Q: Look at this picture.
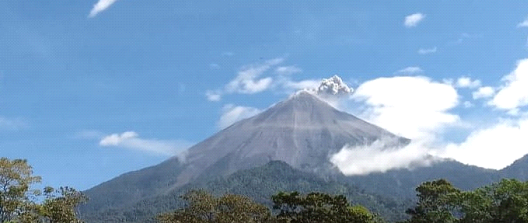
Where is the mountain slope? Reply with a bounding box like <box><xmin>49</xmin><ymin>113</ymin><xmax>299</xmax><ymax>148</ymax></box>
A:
<box><xmin>347</xmin><ymin>160</ymin><xmax>501</xmax><ymax>199</ymax></box>
<box><xmin>82</xmin><ymin>161</ymin><xmax>409</xmax><ymax>223</ymax></box>
<box><xmin>81</xmin><ymin>91</ymin><xmax>410</xmax><ymax>219</ymax></box>
<box><xmin>177</xmin><ymin>92</ymin><xmax>409</xmax><ymax>186</ymax></box>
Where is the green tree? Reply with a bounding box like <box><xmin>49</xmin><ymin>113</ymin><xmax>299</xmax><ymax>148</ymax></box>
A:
<box><xmin>0</xmin><ymin>158</ymin><xmax>41</xmax><ymax>223</ymax></box>
<box><xmin>0</xmin><ymin>157</ymin><xmax>87</xmax><ymax>223</ymax></box>
<box><xmin>456</xmin><ymin>179</ymin><xmax>528</xmax><ymax>223</ymax></box>
<box><xmin>158</xmin><ymin>190</ymin><xmax>272</xmax><ymax>223</ymax></box>
<box><xmin>271</xmin><ymin>191</ymin><xmax>381</xmax><ymax>223</ymax></box>
<box><xmin>403</xmin><ymin>179</ymin><xmax>460</xmax><ymax>223</ymax></box>
<box><xmin>40</xmin><ymin>186</ymin><xmax>88</xmax><ymax>223</ymax></box>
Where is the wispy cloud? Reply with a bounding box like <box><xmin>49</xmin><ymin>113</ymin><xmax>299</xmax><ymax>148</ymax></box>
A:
<box><xmin>418</xmin><ymin>47</ymin><xmax>437</xmax><ymax>55</ymax></box>
<box><xmin>275</xmin><ymin>66</ymin><xmax>302</xmax><ymax>75</ymax></box>
<box><xmin>205</xmin><ymin>90</ymin><xmax>222</xmax><ymax>102</ymax></box>
<box><xmin>395</xmin><ymin>66</ymin><xmax>423</xmax><ymax>74</ymax></box>
<box><xmin>89</xmin><ymin>0</ymin><xmax>119</xmax><ymax>18</ymax></box>
<box><xmin>209</xmin><ymin>63</ymin><xmax>221</xmax><ymax>70</ymax></box>
<box><xmin>225</xmin><ymin>58</ymin><xmax>284</xmax><ymax>94</ymax></box>
<box><xmin>404</xmin><ymin>13</ymin><xmax>425</xmax><ymax>28</ymax></box>
<box><xmin>0</xmin><ymin>117</ymin><xmax>27</xmax><ymax>131</ymax></box>
<box><xmin>517</xmin><ymin>17</ymin><xmax>528</xmax><ymax>28</ymax></box>
<box><xmin>99</xmin><ymin>131</ymin><xmax>193</xmax><ymax>157</ymax></box>
<box><xmin>217</xmin><ymin>104</ymin><xmax>261</xmax><ymax>129</ymax></box>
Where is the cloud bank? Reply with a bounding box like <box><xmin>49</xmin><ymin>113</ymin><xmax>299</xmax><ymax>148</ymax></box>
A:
<box><xmin>489</xmin><ymin>59</ymin><xmax>528</xmax><ymax>113</ymax></box>
<box><xmin>331</xmin><ymin>139</ymin><xmax>437</xmax><ymax>175</ymax></box>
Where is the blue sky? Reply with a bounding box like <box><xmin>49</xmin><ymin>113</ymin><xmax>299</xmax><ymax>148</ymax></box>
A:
<box><xmin>2</xmin><ymin>0</ymin><xmax>528</xmax><ymax>190</ymax></box>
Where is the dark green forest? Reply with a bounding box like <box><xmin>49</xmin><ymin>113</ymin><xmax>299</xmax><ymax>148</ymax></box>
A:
<box><xmin>2</xmin><ymin>157</ymin><xmax>528</xmax><ymax>223</ymax></box>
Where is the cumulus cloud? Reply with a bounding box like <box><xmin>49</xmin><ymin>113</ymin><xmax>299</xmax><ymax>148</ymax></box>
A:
<box><xmin>440</xmin><ymin>117</ymin><xmax>528</xmax><ymax>170</ymax></box>
<box><xmin>489</xmin><ymin>59</ymin><xmax>528</xmax><ymax>112</ymax></box>
<box><xmin>89</xmin><ymin>0</ymin><xmax>118</xmax><ymax>18</ymax></box>
<box><xmin>350</xmin><ymin>76</ymin><xmax>459</xmax><ymax>140</ymax></box>
<box><xmin>404</xmin><ymin>13</ymin><xmax>426</xmax><ymax>28</ymax></box>
<box><xmin>395</xmin><ymin>66</ymin><xmax>423</xmax><ymax>74</ymax></box>
<box><xmin>99</xmin><ymin>131</ymin><xmax>193</xmax><ymax>157</ymax></box>
<box><xmin>217</xmin><ymin>104</ymin><xmax>261</xmax><ymax>129</ymax></box>
<box><xmin>455</xmin><ymin>77</ymin><xmax>481</xmax><ymax>89</ymax></box>
<box><xmin>418</xmin><ymin>47</ymin><xmax>437</xmax><ymax>55</ymax></box>
<box><xmin>472</xmin><ymin>86</ymin><xmax>495</xmax><ymax>99</ymax></box>
<box><xmin>275</xmin><ymin>66</ymin><xmax>302</xmax><ymax>75</ymax></box>
<box><xmin>331</xmin><ymin>139</ymin><xmax>437</xmax><ymax>175</ymax></box>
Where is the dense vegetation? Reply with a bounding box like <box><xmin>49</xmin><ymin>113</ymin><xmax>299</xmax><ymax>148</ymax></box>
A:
<box><xmin>5</xmin><ymin>157</ymin><xmax>528</xmax><ymax>223</ymax></box>
<box><xmin>0</xmin><ymin>157</ymin><xmax>86</xmax><ymax>223</ymax></box>
<box><xmin>157</xmin><ymin>190</ymin><xmax>382</xmax><ymax>223</ymax></box>
<box><xmin>403</xmin><ymin>178</ymin><xmax>528</xmax><ymax>223</ymax></box>
<box><xmin>81</xmin><ymin>161</ymin><xmax>408</xmax><ymax>222</ymax></box>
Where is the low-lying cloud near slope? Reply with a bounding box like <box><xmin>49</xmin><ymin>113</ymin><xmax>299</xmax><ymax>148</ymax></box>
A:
<box><xmin>331</xmin><ymin>139</ymin><xmax>438</xmax><ymax>175</ymax></box>
<box><xmin>330</xmin><ymin>59</ymin><xmax>528</xmax><ymax>175</ymax></box>
<box><xmin>328</xmin><ymin>75</ymin><xmax>458</xmax><ymax>175</ymax></box>
<box><xmin>99</xmin><ymin>131</ymin><xmax>193</xmax><ymax>160</ymax></box>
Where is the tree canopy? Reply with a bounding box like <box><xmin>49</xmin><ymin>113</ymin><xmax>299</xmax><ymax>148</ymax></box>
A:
<box><xmin>403</xmin><ymin>178</ymin><xmax>528</xmax><ymax>223</ymax></box>
<box><xmin>0</xmin><ymin>157</ymin><xmax>86</xmax><ymax>223</ymax></box>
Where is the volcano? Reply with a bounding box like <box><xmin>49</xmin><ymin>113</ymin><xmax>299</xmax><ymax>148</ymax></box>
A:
<box><xmin>81</xmin><ymin>90</ymin><xmax>409</xmax><ymax>218</ymax></box>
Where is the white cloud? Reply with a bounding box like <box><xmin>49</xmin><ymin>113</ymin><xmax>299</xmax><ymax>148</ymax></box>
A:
<box><xmin>463</xmin><ymin>101</ymin><xmax>474</xmax><ymax>108</ymax></box>
<box><xmin>418</xmin><ymin>47</ymin><xmax>437</xmax><ymax>55</ymax></box>
<box><xmin>89</xmin><ymin>0</ymin><xmax>118</xmax><ymax>18</ymax></box>
<box><xmin>331</xmin><ymin>139</ymin><xmax>437</xmax><ymax>175</ymax></box>
<box><xmin>489</xmin><ymin>59</ymin><xmax>528</xmax><ymax>111</ymax></box>
<box><xmin>404</xmin><ymin>13</ymin><xmax>426</xmax><ymax>28</ymax></box>
<box><xmin>518</xmin><ymin>18</ymin><xmax>528</xmax><ymax>28</ymax></box>
<box><xmin>472</xmin><ymin>86</ymin><xmax>495</xmax><ymax>99</ymax></box>
<box><xmin>99</xmin><ymin>131</ymin><xmax>193</xmax><ymax>157</ymax></box>
<box><xmin>217</xmin><ymin>104</ymin><xmax>261</xmax><ymax>129</ymax></box>
<box><xmin>0</xmin><ymin>117</ymin><xmax>27</xmax><ymax>131</ymax></box>
<box><xmin>279</xmin><ymin>78</ymin><xmax>320</xmax><ymax>92</ymax></box>
<box><xmin>275</xmin><ymin>66</ymin><xmax>302</xmax><ymax>75</ymax></box>
<box><xmin>225</xmin><ymin>58</ymin><xmax>284</xmax><ymax>94</ymax></box>
<box><xmin>351</xmin><ymin>76</ymin><xmax>459</xmax><ymax>140</ymax></box>
<box><xmin>440</xmin><ymin>117</ymin><xmax>528</xmax><ymax>170</ymax></box>
<box><xmin>455</xmin><ymin>77</ymin><xmax>481</xmax><ymax>89</ymax></box>
<box><xmin>209</xmin><ymin>63</ymin><xmax>220</xmax><ymax>69</ymax></box>
<box><xmin>395</xmin><ymin>66</ymin><xmax>423</xmax><ymax>74</ymax></box>
<box><xmin>205</xmin><ymin>90</ymin><xmax>222</xmax><ymax>101</ymax></box>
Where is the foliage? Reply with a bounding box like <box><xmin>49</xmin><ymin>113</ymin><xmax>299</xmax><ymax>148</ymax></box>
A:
<box><xmin>0</xmin><ymin>158</ymin><xmax>41</xmax><ymax>223</ymax></box>
<box><xmin>40</xmin><ymin>186</ymin><xmax>88</xmax><ymax>223</ymax></box>
<box><xmin>404</xmin><ymin>178</ymin><xmax>528</xmax><ymax>223</ymax></box>
<box><xmin>403</xmin><ymin>179</ymin><xmax>460</xmax><ymax>223</ymax></box>
<box><xmin>157</xmin><ymin>190</ymin><xmax>272</xmax><ymax>223</ymax></box>
<box><xmin>272</xmin><ymin>191</ymin><xmax>382</xmax><ymax>223</ymax></box>
<box><xmin>0</xmin><ymin>157</ymin><xmax>86</xmax><ymax>223</ymax></box>
<box><xmin>82</xmin><ymin>161</ymin><xmax>407</xmax><ymax>223</ymax></box>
